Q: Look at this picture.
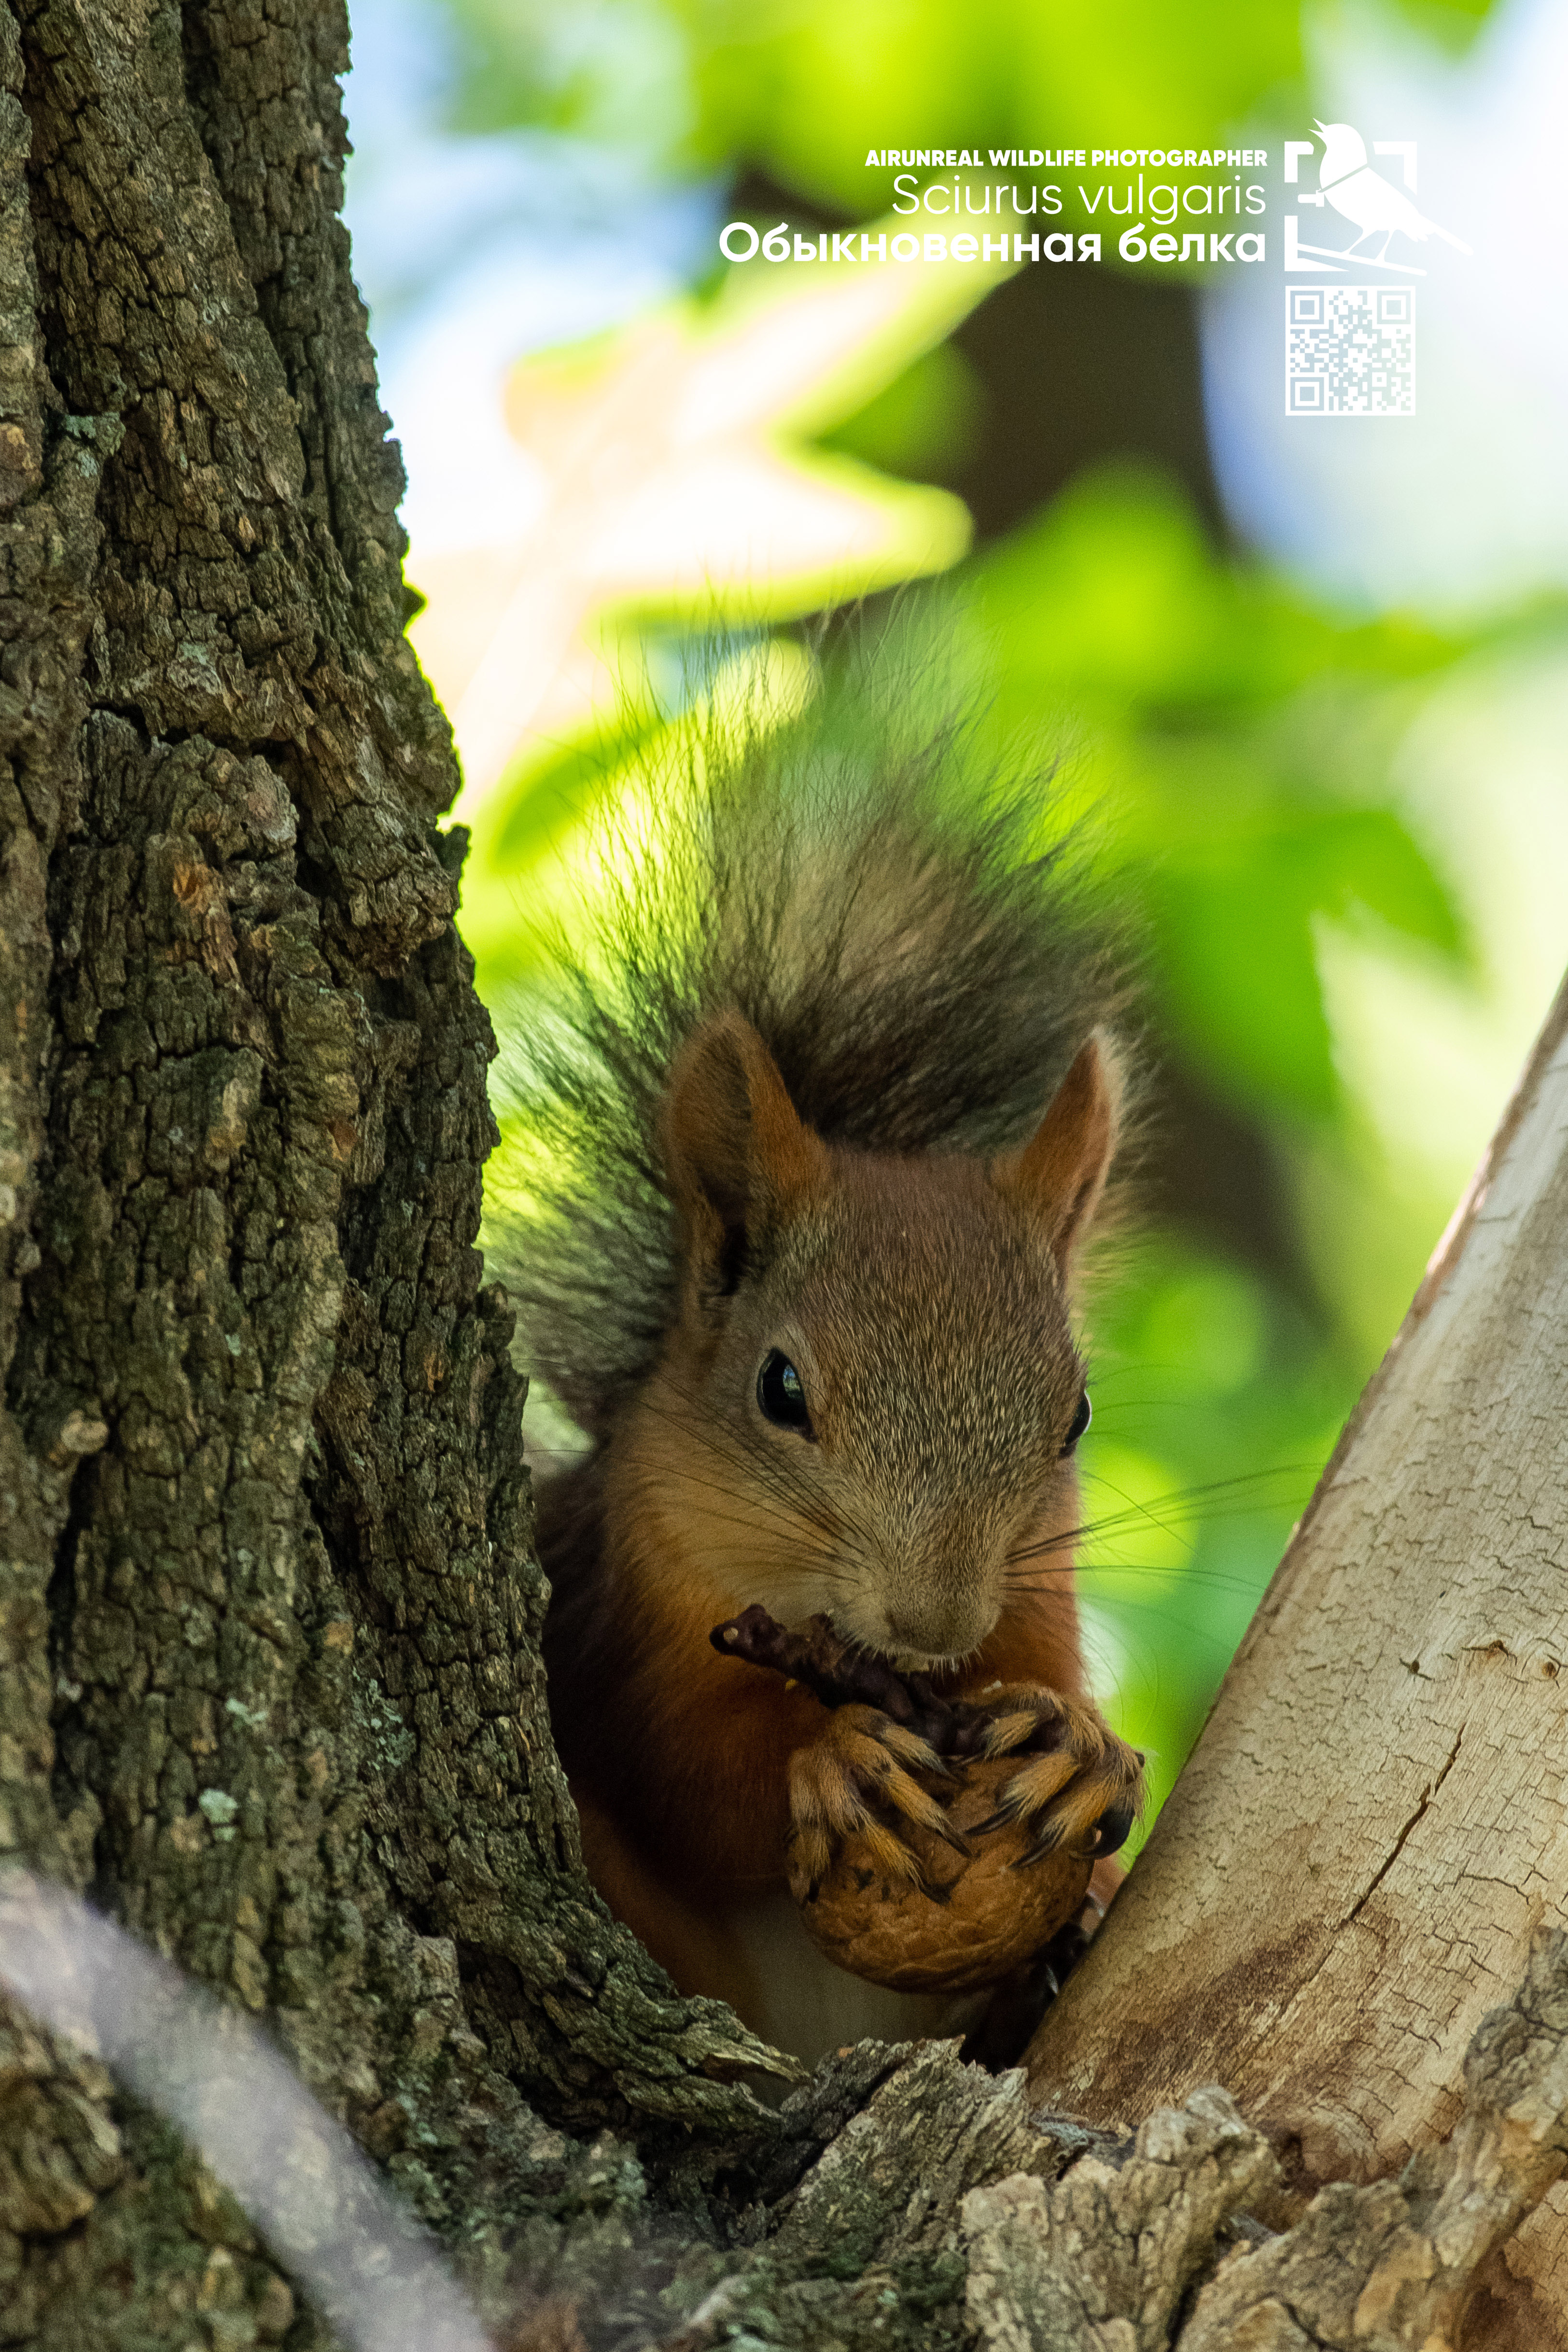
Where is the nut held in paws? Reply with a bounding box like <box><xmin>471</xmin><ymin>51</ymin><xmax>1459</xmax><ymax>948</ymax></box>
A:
<box><xmin>786</xmin><ymin>1752</ymin><xmax>1095</xmax><ymax>1993</ymax></box>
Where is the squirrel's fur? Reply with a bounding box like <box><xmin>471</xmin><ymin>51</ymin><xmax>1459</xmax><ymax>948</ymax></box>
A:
<box><xmin>496</xmin><ymin>656</ymin><xmax>1132</xmax><ymax>1442</ymax></box>
<box><xmin>491</xmin><ymin>644</ymin><xmax>1145</xmax><ymax>2066</ymax></box>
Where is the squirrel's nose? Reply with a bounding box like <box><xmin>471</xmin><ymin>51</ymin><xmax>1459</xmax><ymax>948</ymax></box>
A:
<box><xmin>883</xmin><ymin>1590</ymin><xmax>999</xmax><ymax>1664</ymax></box>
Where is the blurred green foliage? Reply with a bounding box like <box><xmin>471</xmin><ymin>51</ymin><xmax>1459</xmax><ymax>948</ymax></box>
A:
<box><xmin>966</xmin><ymin>468</ymin><xmax>1470</xmax><ymax>1120</ymax></box>
<box><xmin>440</xmin><ymin>0</ymin><xmax>1493</xmax><ymax>208</ymax></box>
<box><xmin>820</xmin><ymin>340</ymin><xmax>984</xmax><ymax>484</ymax></box>
<box><xmin>423</xmin><ymin>0</ymin><xmax>1522</xmax><ymax>1851</ymax></box>
<box><xmin>475</xmin><ymin>461</ymin><xmax>1490</xmax><ymax>1850</ymax></box>
<box><xmin>1071</xmin><ymin>1231</ymin><xmax>1340</xmax><ymax>1833</ymax></box>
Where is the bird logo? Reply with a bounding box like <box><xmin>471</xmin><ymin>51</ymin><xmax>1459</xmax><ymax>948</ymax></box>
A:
<box><xmin>1298</xmin><ymin>122</ymin><xmax>1470</xmax><ymax>266</ymax></box>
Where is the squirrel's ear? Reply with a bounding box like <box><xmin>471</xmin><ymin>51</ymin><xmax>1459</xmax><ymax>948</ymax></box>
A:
<box><xmin>662</xmin><ymin>1013</ymin><xmax>826</xmax><ymax>1314</ymax></box>
<box><xmin>994</xmin><ymin>1031</ymin><xmax>1124</xmax><ymax>1272</ymax></box>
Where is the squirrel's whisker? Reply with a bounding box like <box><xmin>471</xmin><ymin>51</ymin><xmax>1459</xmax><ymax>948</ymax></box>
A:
<box><xmin>630</xmin><ymin>1386</ymin><xmax>857</xmax><ymax>1545</ymax></box>
<box><xmin>1003</xmin><ymin>1467</ymin><xmax>1310</xmax><ymax>1568</ymax></box>
<box><xmin>1008</xmin><ymin>1564</ymin><xmax>1269</xmax><ymax>1603</ymax></box>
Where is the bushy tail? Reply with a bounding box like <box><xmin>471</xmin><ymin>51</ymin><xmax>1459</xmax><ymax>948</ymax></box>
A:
<box><xmin>488</xmin><ymin>642</ymin><xmax>1134</xmax><ymax>1444</ymax></box>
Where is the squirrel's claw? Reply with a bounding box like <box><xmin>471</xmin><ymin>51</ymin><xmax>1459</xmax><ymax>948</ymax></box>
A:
<box><xmin>970</xmin><ymin>1746</ymin><xmax>1079</xmax><ymax>1836</ymax></box>
<box><xmin>1087</xmin><ymin>1797</ymin><xmax>1138</xmax><ymax>1857</ymax></box>
<box><xmin>1014</xmin><ymin>1791</ymin><xmax>1136</xmax><ymax>1871</ymax></box>
<box><xmin>964</xmin><ymin>1686</ymin><xmax>1145</xmax><ymax>1870</ymax></box>
<box><xmin>788</xmin><ymin>1704</ymin><xmax>967</xmax><ymax>1896</ymax></box>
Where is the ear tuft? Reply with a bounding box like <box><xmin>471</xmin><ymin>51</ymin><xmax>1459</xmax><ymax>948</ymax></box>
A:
<box><xmin>993</xmin><ymin>1031</ymin><xmax>1124</xmax><ymax>1270</ymax></box>
<box><xmin>661</xmin><ymin>1014</ymin><xmax>826</xmax><ymax>1316</ymax></box>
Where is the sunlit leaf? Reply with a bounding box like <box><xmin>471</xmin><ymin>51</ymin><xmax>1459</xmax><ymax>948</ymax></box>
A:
<box><xmin>408</xmin><ymin>225</ymin><xmax>1012</xmax><ymax>814</ymax></box>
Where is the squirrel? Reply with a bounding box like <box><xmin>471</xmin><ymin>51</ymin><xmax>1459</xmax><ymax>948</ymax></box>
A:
<box><xmin>498</xmin><ymin>654</ymin><xmax>1147</xmax><ymax>2066</ymax></box>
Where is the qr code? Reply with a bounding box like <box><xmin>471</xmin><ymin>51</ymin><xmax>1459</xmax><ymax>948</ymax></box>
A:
<box><xmin>1285</xmin><ymin>286</ymin><xmax>1414</xmax><ymax>416</ymax></box>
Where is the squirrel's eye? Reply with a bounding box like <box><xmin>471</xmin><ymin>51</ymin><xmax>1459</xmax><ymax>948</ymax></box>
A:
<box><xmin>758</xmin><ymin>1350</ymin><xmax>814</xmax><ymax>1437</ymax></box>
<box><xmin>1062</xmin><ymin>1388</ymin><xmax>1092</xmax><ymax>1456</ymax></box>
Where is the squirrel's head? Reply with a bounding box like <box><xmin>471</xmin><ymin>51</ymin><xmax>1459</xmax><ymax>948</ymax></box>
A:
<box><xmin>630</xmin><ymin>1011</ymin><xmax>1123</xmax><ymax>1668</ymax></box>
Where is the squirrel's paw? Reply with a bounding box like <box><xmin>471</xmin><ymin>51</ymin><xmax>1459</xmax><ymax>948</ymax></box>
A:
<box><xmin>785</xmin><ymin>1706</ymin><xmax>1108</xmax><ymax>1997</ymax></box>
<box><xmin>966</xmin><ymin>1685</ymin><xmax>1144</xmax><ymax>1869</ymax></box>
<box><xmin>788</xmin><ymin>1705</ymin><xmax>963</xmax><ymax>1898</ymax></box>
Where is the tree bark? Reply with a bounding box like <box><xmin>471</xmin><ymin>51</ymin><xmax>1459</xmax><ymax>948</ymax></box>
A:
<box><xmin>0</xmin><ymin>1</ymin><xmax>782</xmax><ymax>2339</ymax></box>
<box><xmin>1025</xmin><ymin>972</ymin><xmax>1568</xmax><ymax>2347</ymax></box>
<box><xmin>4</xmin><ymin>4</ymin><xmax>1568</xmax><ymax>2348</ymax></box>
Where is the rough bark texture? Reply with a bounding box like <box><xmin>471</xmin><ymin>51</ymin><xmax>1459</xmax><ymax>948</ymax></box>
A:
<box><xmin>1026</xmin><ymin>974</ymin><xmax>1568</xmax><ymax>2348</ymax></box>
<box><xmin>494</xmin><ymin>1931</ymin><xmax>1568</xmax><ymax>2352</ymax></box>
<box><xmin>0</xmin><ymin>1</ymin><xmax>784</xmax><ymax>2340</ymax></box>
<box><xmin>2</xmin><ymin>3</ymin><xmax>1568</xmax><ymax>2348</ymax></box>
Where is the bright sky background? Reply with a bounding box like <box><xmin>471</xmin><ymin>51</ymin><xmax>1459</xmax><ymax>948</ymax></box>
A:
<box><xmin>1204</xmin><ymin>0</ymin><xmax>1568</xmax><ymax>617</ymax></box>
<box><xmin>345</xmin><ymin>0</ymin><xmax>720</xmax><ymax>559</ymax></box>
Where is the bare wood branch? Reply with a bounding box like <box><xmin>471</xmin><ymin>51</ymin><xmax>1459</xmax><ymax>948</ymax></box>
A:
<box><xmin>1026</xmin><ymin>971</ymin><xmax>1568</xmax><ymax>2345</ymax></box>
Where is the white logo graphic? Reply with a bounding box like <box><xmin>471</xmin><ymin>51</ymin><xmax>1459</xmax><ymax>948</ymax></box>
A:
<box><xmin>1283</xmin><ymin>124</ymin><xmax>1470</xmax><ymax>277</ymax></box>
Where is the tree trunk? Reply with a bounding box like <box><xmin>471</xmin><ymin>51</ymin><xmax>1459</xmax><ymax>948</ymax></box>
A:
<box><xmin>1025</xmin><ymin>972</ymin><xmax>1568</xmax><ymax>2347</ymax></box>
<box><xmin>5</xmin><ymin>5</ymin><xmax>1568</xmax><ymax>2348</ymax></box>
<box><xmin>0</xmin><ymin>1</ymin><xmax>782</xmax><ymax>2339</ymax></box>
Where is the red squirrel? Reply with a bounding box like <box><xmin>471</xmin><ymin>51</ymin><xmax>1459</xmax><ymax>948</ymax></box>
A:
<box><xmin>502</xmin><ymin>662</ymin><xmax>1146</xmax><ymax>2063</ymax></box>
